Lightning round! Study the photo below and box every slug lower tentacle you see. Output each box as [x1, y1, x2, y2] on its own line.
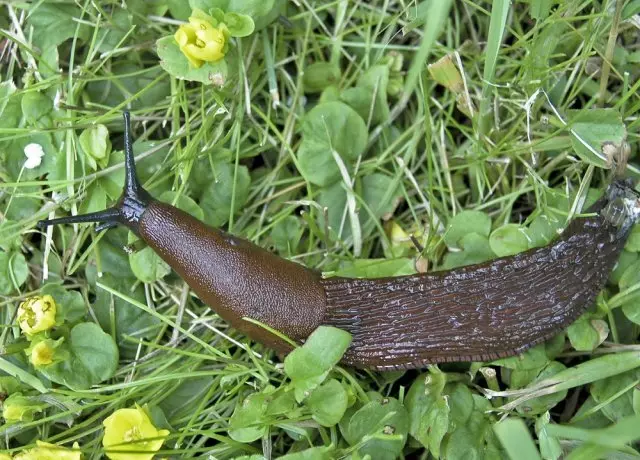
[38, 113, 640, 370]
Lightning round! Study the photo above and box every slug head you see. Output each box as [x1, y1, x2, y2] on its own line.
[37, 112, 152, 235]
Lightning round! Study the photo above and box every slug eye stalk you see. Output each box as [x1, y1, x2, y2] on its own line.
[37, 111, 152, 234]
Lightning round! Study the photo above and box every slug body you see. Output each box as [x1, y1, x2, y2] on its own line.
[139, 201, 325, 354]
[39, 113, 640, 370]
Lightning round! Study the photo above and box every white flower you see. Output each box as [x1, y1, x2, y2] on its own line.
[24, 143, 45, 169]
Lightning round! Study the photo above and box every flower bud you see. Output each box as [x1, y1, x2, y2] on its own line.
[26, 338, 62, 367]
[17, 295, 57, 335]
[2, 393, 46, 423]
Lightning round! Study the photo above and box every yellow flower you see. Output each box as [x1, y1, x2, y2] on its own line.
[13, 441, 81, 460]
[27, 339, 57, 366]
[17, 295, 57, 335]
[102, 405, 170, 460]
[174, 15, 226, 68]
[2, 393, 45, 422]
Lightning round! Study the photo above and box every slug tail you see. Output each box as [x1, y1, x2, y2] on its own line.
[38, 111, 152, 234]
[322, 180, 639, 371]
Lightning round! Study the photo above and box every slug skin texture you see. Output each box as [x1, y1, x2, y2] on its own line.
[322, 201, 629, 370]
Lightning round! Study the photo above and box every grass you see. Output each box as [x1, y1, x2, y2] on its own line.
[1, 0, 640, 459]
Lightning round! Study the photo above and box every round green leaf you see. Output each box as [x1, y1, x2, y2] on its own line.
[619, 259, 640, 308]
[343, 396, 409, 460]
[406, 372, 451, 457]
[306, 379, 348, 427]
[362, 173, 400, 220]
[229, 392, 268, 442]
[93, 274, 162, 359]
[443, 233, 496, 269]
[278, 446, 335, 460]
[340, 87, 374, 123]
[79, 182, 107, 215]
[610, 250, 638, 285]
[0, 220, 21, 251]
[490, 224, 530, 257]
[21, 91, 53, 127]
[526, 214, 561, 248]
[568, 108, 626, 168]
[317, 181, 349, 240]
[334, 258, 415, 278]
[159, 376, 214, 420]
[224, 12, 255, 37]
[157, 35, 228, 85]
[284, 326, 351, 401]
[0, 80, 17, 118]
[357, 64, 390, 124]
[567, 317, 607, 352]
[591, 369, 640, 422]
[38, 322, 118, 390]
[297, 101, 368, 187]
[444, 210, 492, 249]
[41, 283, 86, 324]
[270, 216, 303, 256]
[128, 237, 172, 284]
[303, 62, 341, 93]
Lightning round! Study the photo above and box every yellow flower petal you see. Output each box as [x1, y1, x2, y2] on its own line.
[174, 15, 226, 67]
[184, 41, 224, 63]
[17, 295, 57, 335]
[174, 24, 196, 47]
[30, 341, 54, 366]
[188, 16, 214, 31]
[103, 405, 169, 460]
[180, 45, 204, 68]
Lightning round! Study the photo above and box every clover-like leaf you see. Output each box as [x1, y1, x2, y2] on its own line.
[224, 12, 255, 37]
[297, 101, 368, 187]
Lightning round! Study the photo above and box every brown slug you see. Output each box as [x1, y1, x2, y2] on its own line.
[38, 112, 640, 370]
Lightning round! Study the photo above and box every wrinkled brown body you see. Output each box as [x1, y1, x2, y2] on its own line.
[139, 198, 628, 370]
